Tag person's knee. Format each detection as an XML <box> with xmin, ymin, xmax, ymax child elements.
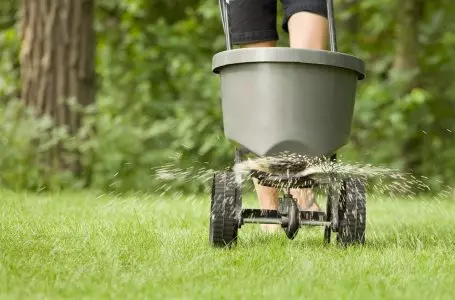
<box><xmin>281</xmin><ymin>0</ymin><xmax>328</xmax><ymax>32</ymax></box>
<box><xmin>287</xmin><ymin>12</ymin><xmax>328</xmax><ymax>48</ymax></box>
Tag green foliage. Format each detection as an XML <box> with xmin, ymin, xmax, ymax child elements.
<box><xmin>0</xmin><ymin>0</ymin><xmax>454</xmax><ymax>193</ymax></box>
<box><xmin>0</xmin><ymin>100</ymin><xmax>81</xmax><ymax>191</ymax></box>
<box><xmin>0</xmin><ymin>0</ymin><xmax>19</xmax><ymax>101</ymax></box>
<box><xmin>335</xmin><ymin>0</ymin><xmax>455</xmax><ymax>191</ymax></box>
<box><xmin>89</xmin><ymin>0</ymin><xmax>231</xmax><ymax>192</ymax></box>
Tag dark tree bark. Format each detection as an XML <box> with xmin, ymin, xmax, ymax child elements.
<box><xmin>391</xmin><ymin>0</ymin><xmax>424</xmax><ymax>79</ymax></box>
<box><xmin>19</xmin><ymin>0</ymin><xmax>95</xmax><ymax>174</ymax></box>
<box><xmin>339</xmin><ymin>0</ymin><xmax>359</xmax><ymax>35</ymax></box>
<box><xmin>390</xmin><ymin>0</ymin><xmax>426</xmax><ymax>174</ymax></box>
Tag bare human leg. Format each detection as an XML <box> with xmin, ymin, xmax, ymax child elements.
<box><xmin>240</xmin><ymin>11</ymin><xmax>328</xmax><ymax>232</ymax></box>
<box><xmin>239</xmin><ymin>41</ymin><xmax>280</xmax><ymax>232</ymax></box>
<box><xmin>287</xmin><ymin>11</ymin><xmax>328</xmax><ymax>49</ymax></box>
<box><xmin>288</xmin><ymin>11</ymin><xmax>328</xmax><ymax>212</ymax></box>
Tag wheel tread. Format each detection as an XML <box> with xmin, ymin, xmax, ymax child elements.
<box><xmin>337</xmin><ymin>177</ymin><xmax>367</xmax><ymax>246</ymax></box>
<box><xmin>209</xmin><ymin>172</ymin><xmax>240</xmax><ymax>247</ymax></box>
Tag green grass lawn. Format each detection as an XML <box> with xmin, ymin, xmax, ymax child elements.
<box><xmin>1</xmin><ymin>189</ymin><xmax>454</xmax><ymax>299</ymax></box>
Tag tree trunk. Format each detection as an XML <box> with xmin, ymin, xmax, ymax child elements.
<box><xmin>339</xmin><ymin>0</ymin><xmax>359</xmax><ymax>34</ymax></box>
<box><xmin>390</xmin><ymin>0</ymin><xmax>425</xmax><ymax>174</ymax></box>
<box><xmin>19</xmin><ymin>0</ymin><xmax>95</xmax><ymax>174</ymax></box>
<box><xmin>391</xmin><ymin>0</ymin><xmax>424</xmax><ymax>80</ymax></box>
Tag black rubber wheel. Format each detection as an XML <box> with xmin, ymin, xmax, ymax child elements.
<box><xmin>285</xmin><ymin>200</ymin><xmax>300</xmax><ymax>240</ymax></box>
<box><xmin>337</xmin><ymin>177</ymin><xmax>366</xmax><ymax>246</ymax></box>
<box><xmin>209</xmin><ymin>171</ymin><xmax>241</xmax><ymax>247</ymax></box>
<box><xmin>324</xmin><ymin>154</ymin><xmax>338</xmax><ymax>244</ymax></box>
<box><xmin>324</xmin><ymin>189</ymin><xmax>333</xmax><ymax>244</ymax></box>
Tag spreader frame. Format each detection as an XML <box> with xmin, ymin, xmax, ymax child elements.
<box><xmin>235</xmin><ymin>148</ymin><xmax>338</xmax><ymax>239</ymax></box>
<box><xmin>241</xmin><ymin>208</ymin><xmax>328</xmax><ymax>226</ymax></box>
<box><xmin>208</xmin><ymin>0</ymin><xmax>367</xmax><ymax>248</ymax></box>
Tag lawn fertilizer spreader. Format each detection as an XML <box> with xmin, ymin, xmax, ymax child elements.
<box><xmin>209</xmin><ymin>0</ymin><xmax>366</xmax><ymax>247</ymax></box>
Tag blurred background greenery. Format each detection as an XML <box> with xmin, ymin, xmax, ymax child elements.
<box><xmin>0</xmin><ymin>0</ymin><xmax>454</xmax><ymax>194</ymax></box>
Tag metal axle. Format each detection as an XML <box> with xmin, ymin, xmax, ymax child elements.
<box><xmin>240</xmin><ymin>208</ymin><xmax>327</xmax><ymax>225</ymax></box>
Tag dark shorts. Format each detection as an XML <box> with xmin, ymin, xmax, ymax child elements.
<box><xmin>229</xmin><ymin>0</ymin><xmax>327</xmax><ymax>45</ymax></box>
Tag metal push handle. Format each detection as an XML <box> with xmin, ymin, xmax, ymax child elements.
<box><xmin>326</xmin><ymin>0</ymin><xmax>338</xmax><ymax>52</ymax></box>
<box><xmin>218</xmin><ymin>0</ymin><xmax>338</xmax><ymax>52</ymax></box>
<box><xmin>218</xmin><ymin>0</ymin><xmax>233</xmax><ymax>50</ymax></box>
